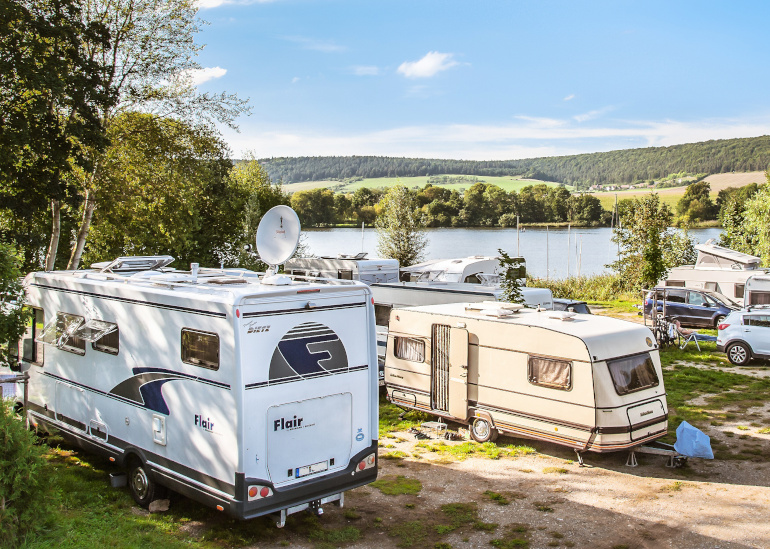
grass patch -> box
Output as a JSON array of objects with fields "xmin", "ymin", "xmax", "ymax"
[
  {"xmin": 490, "ymin": 523, "xmax": 530, "ymax": 548},
  {"xmin": 483, "ymin": 490, "xmax": 510, "ymax": 505},
  {"xmin": 415, "ymin": 440, "xmax": 536, "ymax": 461},
  {"xmin": 370, "ymin": 475, "xmax": 422, "ymax": 496},
  {"xmin": 379, "ymin": 395, "xmax": 432, "ymax": 433},
  {"xmin": 527, "ymin": 274, "xmax": 631, "ymax": 303},
  {"xmin": 389, "ymin": 520, "xmax": 429, "ymax": 548},
  {"xmin": 542, "ymin": 467, "xmax": 568, "ymax": 474},
  {"xmin": 382, "ymin": 450, "xmax": 410, "ymax": 460},
  {"xmin": 661, "ymin": 481, "xmax": 683, "ymax": 492},
  {"xmin": 759, "ymin": 427, "xmax": 770, "ymax": 434},
  {"xmin": 534, "ymin": 502, "xmax": 555, "ymax": 512}
]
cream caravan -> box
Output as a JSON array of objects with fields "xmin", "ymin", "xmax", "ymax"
[{"xmin": 384, "ymin": 302, "xmax": 667, "ymax": 456}]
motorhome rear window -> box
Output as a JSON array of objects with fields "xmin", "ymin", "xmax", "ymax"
[
  {"xmin": 181, "ymin": 329, "xmax": 219, "ymax": 370},
  {"xmin": 92, "ymin": 323, "xmax": 119, "ymax": 355},
  {"xmin": 607, "ymin": 353, "xmax": 659, "ymax": 395},
  {"xmin": 528, "ymin": 356, "xmax": 571, "ymax": 390},
  {"xmin": 394, "ymin": 337, "xmax": 425, "ymax": 362}
]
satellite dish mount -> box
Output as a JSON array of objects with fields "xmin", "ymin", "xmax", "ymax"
[{"xmin": 256, "ymin": 205, "xmax": 301, "ymax": 285}]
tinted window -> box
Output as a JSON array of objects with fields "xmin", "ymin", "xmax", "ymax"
[
  {"xmin": 687, "ymin": 292, "xmax": 708, "ymax": 306},
  {"xmin": 666, "ymin": 280, "xmax": 685, "ymax": 287},
  {"xmin": 92, "ymin": 324, "xmax": 119, "ymax": 355},
  {"xmin": 607, "ymin": 353, "xmax": 659, "ymax": 395},
  {"xmin": 749, "ymin": 291, "xmax": 770, "ymax": 305},
  {"xmin": 528, "ymin": 356, "xmax": 571, "ymax": 390},
  {"xmin": 746, "ymin": 315, "xmax": 770, "ymax": 328},
  {"xmin": 394, "ymin": 337, "xmax": 425, "ymax": 362},
  {"xmin": 735, "ymin": 284, "xmax": 745, "ymax": 299},
  {"xmin": 181, "ymin": 329, "xmax": 219, "ymax": 370},
  {"xmin": 337, "ymin": 269, "xmax": 353, "ymax": 280},
  {"xmin": 665, "ymin": 290, "xmax": 686, "ymax": 303}
]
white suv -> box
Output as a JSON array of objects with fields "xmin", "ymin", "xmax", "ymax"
[{"xmin": 717, "ymin": 308, "xmax": 770, "ymax": 365}]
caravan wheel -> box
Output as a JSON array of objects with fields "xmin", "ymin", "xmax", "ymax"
[
  {"xmin": 470, "ymin": 418, "xmax": 499, "ymax": 443},
  {"xmin": 128, "ymin": 460, "xmax": 166, "ymax": 507}
]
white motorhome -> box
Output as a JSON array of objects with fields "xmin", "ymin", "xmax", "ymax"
[
  {"xmin": 384, "ymin": 302, "xmax": 667, "ymax": 455},
  {"xmin": 13, "ymin": 209, "xmax": 379, "ymax": 524},
  {"xmin": 400, "ymin": 255, "xmax": 524, "ymax": 284},
  {"xmin": 285, "ymin": 253, "xmax": 399, "ymax": 284},
  {"xmin": 663, "ymin": 240, "xmax": 769, "ymax": 305}
]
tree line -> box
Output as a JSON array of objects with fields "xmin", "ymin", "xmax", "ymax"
[{"xmin": 258, "ymin": 135, "xmax": 770, "ymax": 188}]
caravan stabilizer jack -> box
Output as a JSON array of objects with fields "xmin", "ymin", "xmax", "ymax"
[
  {"xmin": 625, "ymin": 442, "xmax": 688, "ymax": 468},
  {"xmin": 275, "ymin": 492, "xmax": 344, "ymax": 528}
]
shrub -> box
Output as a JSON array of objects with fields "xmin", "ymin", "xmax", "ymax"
[{"xmin": 0, "ymin": 401, "xmax": 55, "ymax": 546}]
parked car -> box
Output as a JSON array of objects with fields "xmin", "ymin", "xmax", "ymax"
[
  {"xmin": 553, "ymin": 298, "xmax": 591, "ymax": 314},
  {"xmin": 644, "ymin": 287, "xmax": 739, "ymax": 328},
  {"xmin": 717, "ymin": 308, "xmax": 770, "ymax": 365}
]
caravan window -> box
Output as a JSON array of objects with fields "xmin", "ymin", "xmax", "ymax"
[
  {"xmin": 181, "ymin": 329, "xmax": 219, "ymax": 370},
  {"xmin": 736, "ymin": 284, "xmax": 745, "ymax": 299},
  {"xmin": 528, "ymin": 356, "xmax": 572, "ymax": 390},
  {"xmin": 749, "ymin": 292, "xmax": 770, "ymax": 305},
  {"xmin": 337, "ymin": 269, "xmax": 353, "ymax": 280},
  {"xmin": 607, "ymin": 353, "xmax": 659, "ymax": 395},
  {"xmin": 17, "ymin": 307, "xmax": 44, "ymax": 365},
  {"xmin": 394, "ymin": 337, "xmax": 425, "ymax": 362},
  {"xmin": 92, "ymin": 323, "xmax": 119, "ymax": 355}
]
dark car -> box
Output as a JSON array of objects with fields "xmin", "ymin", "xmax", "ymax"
[
  {"xmin": 552, "ymin": 298, "xmax": 591, "ymax": 314},
  {"xmin": 644, "ymin": 287, "xmax": 739, "ymax": 328}
]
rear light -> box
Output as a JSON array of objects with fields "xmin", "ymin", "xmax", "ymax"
[
  {"xmin": 718, "ymin": 323, "xmax": 730, "ymax": 330},
  {"xmin": 247, "ymin": 484, "xmax": 273, "ymax": 501},
  {"xmin": 357, "ymin": 453, "xmax": 376, "ymax": 472}
]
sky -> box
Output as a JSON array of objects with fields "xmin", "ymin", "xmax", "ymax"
[{"xmin": 191, "ymin": 0, "xmax": 770, "ymax": 161}]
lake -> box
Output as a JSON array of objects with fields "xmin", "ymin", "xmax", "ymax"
[{"xmin": 300, "ymin": 226, "xmax": 724, "ymax": 278}]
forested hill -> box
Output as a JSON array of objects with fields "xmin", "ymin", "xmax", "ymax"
[{"xmin": 258, "ymin": 135, "xmax": 770, "ymax": 187}]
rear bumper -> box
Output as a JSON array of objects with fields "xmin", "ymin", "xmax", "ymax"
[{"xmin": 230, "ymin": 441, "xmax": 378, "ymax": 520}]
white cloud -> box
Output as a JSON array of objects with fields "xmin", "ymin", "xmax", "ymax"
[
  {"xmin": 563, "ymin": 94, "xmax": 575, "ymax": 101},
  {"xmin": 291, "ymin": 77, "xmax": 301, "ymax": 84},
  {"xmin": 183, "ymin": 66, "xmax": 227, "ymax": 86},
  {"xmin": 397, "ymin": 51, "xmax": 459, "ymax": 79},
  {"xmin": 573, "ymin": 106, "xmax": 614, "ymax": 123},
  {"xmin": 351, "ymin": 65, "xmax": 379, "ymax": 76},
  {"xmin": 283, "ymin": 35, "xmax": 345, "ymax": 53},
  {"xmin": 220, "ymin": 115, "xmax": 770, "ymax": 161}
]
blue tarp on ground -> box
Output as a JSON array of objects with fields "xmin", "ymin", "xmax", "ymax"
[{"xmin": 674, "ymin": 420, "xmax": 714, "ymax": 459}]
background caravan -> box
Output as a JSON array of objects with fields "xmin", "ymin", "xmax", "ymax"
[
  {"xmin": 383, "ymin": 302, "xmax": 667, "ymax": 458},
  {"xmin": 14, "ymin": 207, "xmax": 379, "ymax": 525},
  {"xmin": 284, "ymin": 253, "xmax": 399, "ymax": 284}
]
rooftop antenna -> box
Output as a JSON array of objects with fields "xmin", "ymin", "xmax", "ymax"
[{"xmin": 256, "ymin": 205, "xmax": 301, "ymax": 285}]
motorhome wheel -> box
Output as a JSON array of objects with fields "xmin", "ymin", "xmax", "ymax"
[
  {"xmin": 726, "ymin": 342, "xmax": 751, "ymax": 366},
  {"xmin": 128, "ymin": 460, "xmax": 166, "ymax": 507},
  {"xmin": 470, "ymin": 418, "xmax": 498, "ymax": 443}
]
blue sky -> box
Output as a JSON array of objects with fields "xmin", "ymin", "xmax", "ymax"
[{"xmin": 191, "ymin": 0, "xmax": 770, "ymax": 160}]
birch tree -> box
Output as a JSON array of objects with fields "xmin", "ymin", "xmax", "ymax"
[{"xmin": 376, "ymin": 185, "xmax": 427, "ymax": 268}]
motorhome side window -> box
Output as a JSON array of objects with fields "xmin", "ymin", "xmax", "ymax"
[
  {"xmin": 527, "ymin": 356, "xmax": 572, "ymax": 390},
  {"xmin": 92, "ymin": 323, "xmax": 119, "ymax": 355},
  {"xmin": 181, "ymin": 329, "xmax": 219, "ymax": 370},
  {"xmin": 17, "ymin": 307, "xmax": 45, "ymax": 365},
  {"xmin": 735, "ymin": 284, "xmax": 745, "ymax": 299},
  {"xmin": 394, "ymin": 337, "xmax": 425, "ymax": 362},
  {"xmin": 607, "ymin": 353, "xmax": 659, "ymax": 396},
  {"xmin": 337, "ymin": 269, "xmax": 353, "ymax": 280}
]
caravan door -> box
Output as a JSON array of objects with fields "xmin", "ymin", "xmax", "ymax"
[{"xmin": 430, "ymin": 324, "xmax": 469, "ymax": 421}]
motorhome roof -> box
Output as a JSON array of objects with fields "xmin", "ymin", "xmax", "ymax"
[
  {"xmin": 28, "ymin": 266, "xmax": 368, "ymax": 308},
  {"xmin": 694, "ymin": 241, "xmax": 761, "ymax": 268},
  {"xmin": 401, "ymin": 256, "xmax": 499, "ymax": 273},
  {"xmin": 397, "ymin": 302, "xmax": 653, "ymax": 360}
]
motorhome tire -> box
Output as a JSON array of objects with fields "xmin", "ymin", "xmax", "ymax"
[
  {"xmin": 470, "ymin": 418, "xmax": 498, "ymax": 443},
  {"xmin": 128, "ymin": 459, "xmax": 166, "ymax": 507},
  {"xmin": 726, "ymin": 342, "xmax": 751, "ymax": 366}
]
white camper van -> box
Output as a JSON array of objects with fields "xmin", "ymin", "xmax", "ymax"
[
  {"xmin": 14, "ymin": 207, "xmax": 379, "ymax": 524},
  {"xmin": 744, "ymin": 274, "xmax": 770, "ymax": 306},
  {"xmin": 383, "ymin": 302, "xmax": 667, "ymax": 455},
  {"xmin": 285, "ymin": 253, "xmax": 399, "ymax": 284},
  {"xmin": 400, "ymin": 256, "xmax": 522, "ymax": 284},
  {"xmin": 663, "ymin": 241, "xmax": 769, "ymax": 305}
]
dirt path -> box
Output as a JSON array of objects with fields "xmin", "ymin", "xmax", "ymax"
[{"xmin": 265, "ymin": 431, "xmax": 770, "ymax": 549}]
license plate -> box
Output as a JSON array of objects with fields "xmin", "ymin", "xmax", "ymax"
[{"xmin": 296, "ymin": 460, "xmax": 329, "ymax": 478}]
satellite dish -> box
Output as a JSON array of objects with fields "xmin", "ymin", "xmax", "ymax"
[{"xmin": 256, "ymin": 205, "xmax": 301, "ymax": 283}]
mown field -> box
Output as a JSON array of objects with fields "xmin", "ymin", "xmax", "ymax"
[{"xmin": 282, "ymin": 175, "xmax": 564, "ymax": 194}]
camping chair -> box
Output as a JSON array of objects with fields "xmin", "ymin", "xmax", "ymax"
[{"xmin": 673, "ymin": 320, "xmax": 717, "ymax": 351}]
